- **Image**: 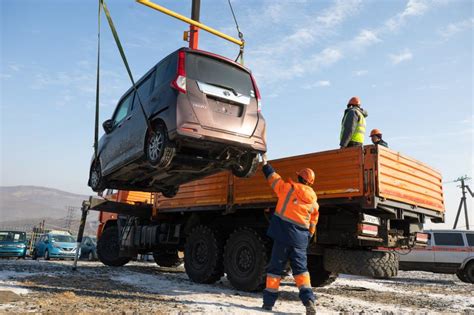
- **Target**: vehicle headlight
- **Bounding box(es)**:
[16,244,26,248]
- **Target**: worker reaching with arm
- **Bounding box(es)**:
[370,129,389,148]
[340,96,368,148]
[260,154,319,315]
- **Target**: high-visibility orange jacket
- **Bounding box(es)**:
[267,171,319,236]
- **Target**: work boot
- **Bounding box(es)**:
[262,304,273,311]
[304,300,316,315]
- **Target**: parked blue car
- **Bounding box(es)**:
[0,231,27,258]
[32,232,78,260]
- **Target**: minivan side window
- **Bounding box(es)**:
[132,71,155,111]
[112,92,134,127]
[433,233,464,246]
[466,233,474,246]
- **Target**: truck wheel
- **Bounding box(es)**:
[323,249,399,279]
[97,226,131,267]
[162,186,179,198]
[153,249,183,267]
[224,228,269,292]
[307,255,338,287]
[232,153,259,178]
[184,225,224,284]
[146,125,175,168]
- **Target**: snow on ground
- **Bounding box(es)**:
[0,259,473,314]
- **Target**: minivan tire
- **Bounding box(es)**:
[89,161,105,192]
[232,153,259,178]
[162,186,179,198]
[462,261,474,283]
[146,125,175,168]
[44,249,50,261]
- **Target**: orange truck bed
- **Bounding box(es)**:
[155,145,444,221]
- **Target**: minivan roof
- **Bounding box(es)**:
[181,47,251,73]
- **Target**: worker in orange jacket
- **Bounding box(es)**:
[261,154,319,315]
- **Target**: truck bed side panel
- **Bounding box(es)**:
[377,146,444,212]
[156,172,230,209]
[234,147,365,204]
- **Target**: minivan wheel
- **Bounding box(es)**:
[146,125,175,168]
[232,153,259,178]
[89,161,104,192]
[162,186,179,198]
[44,250,50,261]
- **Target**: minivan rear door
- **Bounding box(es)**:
[185,52,259,137]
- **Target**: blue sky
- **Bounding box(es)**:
[1,0,472,228]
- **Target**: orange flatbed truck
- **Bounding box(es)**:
[89,145,444,291]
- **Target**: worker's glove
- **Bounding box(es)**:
[261,153,268,165]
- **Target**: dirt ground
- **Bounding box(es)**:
[0,259,473,314]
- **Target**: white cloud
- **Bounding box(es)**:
[316,0,362,28]
[386,0,430,31]
[354,70,368,76]
[438,18,474,39]
[389,49,413,64]
[303,80,331,89]
[348,29,381,50]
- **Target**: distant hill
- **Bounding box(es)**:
[0,186,89,222]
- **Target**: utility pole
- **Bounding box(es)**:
[64,206,76,231]
[452,176,473,230]
[189,0,200,49]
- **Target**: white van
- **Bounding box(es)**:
[399,229,473,283]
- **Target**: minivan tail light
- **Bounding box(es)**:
[171,50,187,94]
[250,73,262,112]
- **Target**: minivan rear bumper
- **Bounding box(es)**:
[173,123,266,152]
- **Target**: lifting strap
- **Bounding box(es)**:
[94,0,154,159]
[228,0,244,65]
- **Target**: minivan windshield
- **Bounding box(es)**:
[0,231,26,242]
[51,235,75,243]
[186,53,254,97]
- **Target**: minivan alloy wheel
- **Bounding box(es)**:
[148,132,164,162]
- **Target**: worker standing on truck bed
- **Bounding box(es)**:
[340,96,368,148]
[370,128,389,148]
[261,154,319,315]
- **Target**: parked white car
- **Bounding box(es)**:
[399,229,473,283]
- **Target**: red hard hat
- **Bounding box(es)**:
[297,168,315,185]
[370,129,382,137]
[348,96,361,106]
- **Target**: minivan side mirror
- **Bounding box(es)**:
[103,119,114,134]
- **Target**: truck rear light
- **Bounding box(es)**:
[416,232,429,243]
[171,50,187,94]
[250,73,262,112]
[358,224,378,236]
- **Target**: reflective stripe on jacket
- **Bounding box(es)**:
[267,172,319,235]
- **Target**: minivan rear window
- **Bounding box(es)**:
[466,233,474,246]
[186,53,254,97]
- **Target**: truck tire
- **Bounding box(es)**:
[224,228,269,292]
[97,226,131,267]
[184,225,224,284]
[323,249,399,279]
[153,249,183,268]
[307,255,338,287]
